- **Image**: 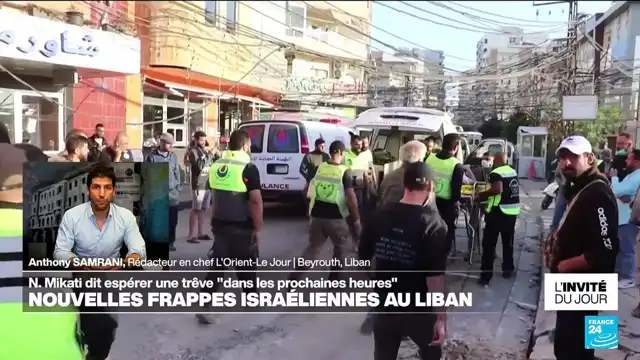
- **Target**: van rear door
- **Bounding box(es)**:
[260,122,305,192]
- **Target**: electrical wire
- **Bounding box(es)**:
[445,1,571,25]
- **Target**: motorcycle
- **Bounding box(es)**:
[541,181,559,210]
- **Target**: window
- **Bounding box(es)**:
[267,124,299,153]
[226,1,237,35]
[285,1,305,37]
[242,124,265,153]
[205,1,217,26]
[484,38,488,44]
[311,68,328,78]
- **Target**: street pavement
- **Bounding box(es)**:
[109,182,545,360]
[530,206,640,360]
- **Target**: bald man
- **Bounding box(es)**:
[98,132,134,162]
[475,152,520,286]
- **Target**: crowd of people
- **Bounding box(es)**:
[1,120,637,360]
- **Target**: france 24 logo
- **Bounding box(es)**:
[543,273,618,311]
[585,316,618,349]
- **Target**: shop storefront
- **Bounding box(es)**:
[141,67,278,147]
[0,9,140,150]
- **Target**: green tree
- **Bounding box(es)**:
[573,106,622,147]
[478,116,503,138]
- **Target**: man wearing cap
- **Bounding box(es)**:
[287,140,361,283]
[145,133,183,251]
[546,135,618,360]
[0,144,84,359]
[359,162,448,360]
[475,152,520,285]
[197,130,263,325]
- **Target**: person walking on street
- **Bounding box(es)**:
[145,133,183,251]
[546,135,618,360]
[598,148,613,176]
[475,152,520,285]
[609,148,640,289]
[287,140,361,283]
[197,130,262,325]
[300,138,330,190]
[425,133,465,255]
[359,140,429,335]
[187,130,216,244]
[344,135,376,236]
[359,162,448,360]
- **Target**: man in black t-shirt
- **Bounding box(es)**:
[359,162,448,360]
[97,132,134,163]
[287,140,361,283]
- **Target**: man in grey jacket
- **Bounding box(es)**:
[145,133,183,251]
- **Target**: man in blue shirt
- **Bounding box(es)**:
[53,164,146,360]
[609,148,640,289]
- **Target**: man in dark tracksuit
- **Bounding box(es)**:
[300,138,330,214]
[425,133,464,255]
[197,130,263,325]
[551,136,618,360]
[145,133,183,251]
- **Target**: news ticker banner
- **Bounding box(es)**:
[543,273,618,311]
[23,270,474,313]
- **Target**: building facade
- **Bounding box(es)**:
[251,1,371,123]
[368,51,427,108]
[395,47,445,109]
[0,1,140,151]
[135,1,284,147]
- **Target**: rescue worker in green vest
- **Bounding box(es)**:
[344,135,377,233]
[475,152,520,286]
[423,136,436,161]
[425,133,465,255]
[0,144,84,360]
[287,140,361,283]
[197,130,263,325]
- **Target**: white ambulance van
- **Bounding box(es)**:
[237,120,355,203]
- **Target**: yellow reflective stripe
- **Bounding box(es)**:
[216,158,249,166]
[314,175,342,184]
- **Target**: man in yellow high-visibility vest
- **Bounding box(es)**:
[287,140,361,283]
[475,152,520,286]
[344,135,377,236]
[197,130,263,325]
[425,133,465,255]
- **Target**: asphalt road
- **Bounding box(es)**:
[109,183,546,360]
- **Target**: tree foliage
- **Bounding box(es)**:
[572,106,622,147]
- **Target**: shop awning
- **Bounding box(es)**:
[142,67,280,105]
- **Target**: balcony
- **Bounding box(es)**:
[285,26,368,62]
[141,2,283,93]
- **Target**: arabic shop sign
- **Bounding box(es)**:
[284,77,363,94]
[0,30,99,58]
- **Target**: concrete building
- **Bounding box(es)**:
[368,51,426,108]
[250,1,371,122]
[395,47,446,108]
[0,2,140,151]
[474,27,548,119]
[135,1,284,147]
[445,81,460,110]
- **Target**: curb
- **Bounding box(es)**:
[528,217,556,360]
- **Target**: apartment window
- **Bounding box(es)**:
[311,68,328,78]
[484,38,488,44]
[285,1,306,37]
[205,1,217,26]
[509,36,518,44]
[226,0,237,35]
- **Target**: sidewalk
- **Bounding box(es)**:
[529,274,640,359]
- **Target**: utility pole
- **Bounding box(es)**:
[404,75,411,107]
[534,0,578,136]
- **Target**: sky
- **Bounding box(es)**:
[371,1,614,73]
